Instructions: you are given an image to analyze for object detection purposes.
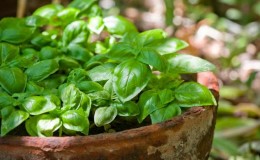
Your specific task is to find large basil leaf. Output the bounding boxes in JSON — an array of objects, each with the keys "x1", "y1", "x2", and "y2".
[
  {"x1": 25, "y1": 59, "x2": 59, "y2": 81},
  {"x1": 0, "y1": 42, "x2": 20, "y2": 66},
  {"x1": 0, "y1": 92, "x2": 16, "y2": 109},
  {"x1": 137, "y1": 48, "x2": 168, "y2": 72},
  {"x1": 39, "y1": 46, "x2": 61, "y2": 60},
  {"x1": 138, "y1": 29, "x2": 166, "y2": 46},
  {"x1": 62, "y1": 20, "x2": 89, "y2": 47},
  {"x1": 1, "y1": 106, "x2": 29, "y2": 136},
  {"x1": 22, "y1": 95, "x2": 58, "y2": 115},
  {"x1": 0, "y1": 18, "x2": 35, "y2": 44},
  {"x1": 158, "y1": 89, "x2": 175, "y2": 104},
  {"x1": 150, "y1": 103, "x2": 181, "y2": 124},
  {"x1": 25, "y1": 114, "x2": 62, "y2": 137},
  {"x1": 59, "y1": 84, "x2": 81, "y2": 109},
  {"x1": 106, "y1": 42, "x2": 135, "y2": 62},
  {"x1": 137, "y1": 90, "x2": 164, "y2": 123},
  {"x1": 174, "y1": 82, "x2": 217, "y2": 107},
  {"x1": 67, "y1": 68, "x2": 88, "y2": 83},
  {"x1": 57, "y1": 8, "x2": 80, "y2": 26},
  {"x1": 94, "y1": 106, "x2": 117, "y2": 127},
  {"x1": 77, "y1": 81, "x2": 103, "y2": 93},
  {"x1": 67, "y1": 44, "x2": 92, "y2": 62},
  {"x1": 104, "y1": 16, "x2": 137, "y2": 36},
  {"x1": 87, "y1": 63, "x2": 116, "y2": 81},
  {"x1": 112, "y1": 101, "x2": 140, "y2": 117},
  {"x1": 166, "y1": 53, "x2": 216, "y2": 73},
  {"x1": 153, "y1": 38, "x2": 189, "y2": 55},
  {"x1": 0, "y1": 67, "x2": 27, "y2": 94},
  {"x1": 61, "y1": 109, "x2": 89, "y2": 135},
  {"x1": 68, "y1": 0, "x2": 97, "y2": 13},
  {"x1": 25, "y1": 15, "x2": 48, "y2": 27},
  {"x1": 112, "y1": 59, "x2": 151, "y2": 102}
]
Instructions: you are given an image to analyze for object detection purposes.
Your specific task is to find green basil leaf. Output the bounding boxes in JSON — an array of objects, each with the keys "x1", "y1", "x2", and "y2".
[
  {"x1": 25, "y1": 15, "x2": 48, "y2": 27},
  {"x1": 25, "y1": 116, "x2": 38, "y2": 136},
  {"x1": 112, "y1": 59, "x2": 151, "y2": 102},
  {"x1": 158, "y1": 89, "x2": 175, "y2": 104},
  {"x1": 31, "y1": 34, "x2": 52, "y2": 47},
  {"x1": 106, "y1": 42, "x2": 135, "y2": 62},
  {"x1": 166, "y1": 53, "x2": 216, "y2": 73},
  {"x1": 0, "y1": 67, "x2": 27, "y2": 94},
  {"x1": 67, "y1": 68, "x2": 88, "y2": 84},
  {"x1": 88, "y1": 90, "x2": 110, "y2": 107},
  {"x1": 25, "y1": 81, "x2": 44, "y2": 94},
  {"x1": 0, "y1": 42, "x2": 20, "y2": 65},
  {"x1": 94, "y1": 106, "x2": 117, "y2": 127},
  {"x1": 87, "y1": 16, "x2": 104, "y2": 34},
  {"x1": 37, "y1": 74, "x2": 66, "y2": 89},
  {"x1": 137, "y1": 48, "x2": 168, "y2": 72},
  {"x1": 1, "y1": 106, "x2": 29, "y2": 136},
  {"x1": 113, "y1": 101, "x2": 140, "y2": 117},
  {"x1": 87, "y1": 63, "x2": 116, "y2": 81},
  {"x1": 39, "y1": 46, "x2": 61, "y2": 60},
  {"x1": 0, "y1": 92, "x2": 16, "y2": 109},
  {"x1": 68, "y1": 0, "x2": 96, "y2": 12},
  {"x1": 0, "y1": 18, "x2": 35, "y2": 44},
  {"x1": 77, "y1": 81, "x2": 103, "y2": 93},
  {"x1": 150, "y1": 103, "x2": 181, "y2": 124},
  {"x1": 59, "y1": 84, "x2": 81, "y2": 109},
  {"x1": 79, "y1": 93, "x2": 92, "y2": 116},
  {"x1": 36, "y1": 114, "x2": 62, "y2": 137},
  {"x1": 25, "y1": 59, "x2": 59, "y2": 81},
  {"x1": 61, "y1": 109, "x2": 89, "y2": 135},
  {"x1": 22, "y1": 95, "x2": 57, "y2": 115},
  {"x1": 57, "y1": 8, "x2": 80, "y2": 26},
  {"x1": 138, "y1": 29, "x2": 166, "y2": 46},
  {"x1": 58, "y1": 56, "x2": 81, "y2": 70},
  {"x1": 67, "y1": 44, "x2": 92, "y2": 62},
  {"x1": 137, "y1": 90, "x2": 164, "y2": 123},
  {"x1": 62, "y1": 20, "x2": 89, "y2": 47},
  {"x1": 153, "y1": 38, "x2": 189, "y2": 55},
  {"x1": 33, "y1": 4, "x2": 63, "y2": 25},
  {"x1": 104, "y1": 16, "x2": 137, "y2": 36},
  {"x1": 84, "y1": 4, "x2": 102, "y2": 17},
  {"x1": 175, "y1": 82, "x2": 217, "y2": 107}
]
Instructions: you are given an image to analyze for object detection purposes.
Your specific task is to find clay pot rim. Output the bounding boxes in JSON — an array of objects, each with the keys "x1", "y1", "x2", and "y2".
[{"x1": 0, "y1": 71, "x2": 219, "y2": 144}]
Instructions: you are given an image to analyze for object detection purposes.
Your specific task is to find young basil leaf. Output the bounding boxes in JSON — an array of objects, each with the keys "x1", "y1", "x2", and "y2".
[
  {"x1": 88, "y1": 90, "x2": 110, "y2": 107},
  {"x1": 138, "y1": 29, "x2": 166, "y2": 46},
  {"x1": 137, "y1": 48, "x2": 168, "y2": 72},
  {"x1": 150, "y1": 103, "x2": 181, "y2": 124},
  {"x1": 36, "y1": 114, "x2": 62, "y2": 137},
  {"x1": 67, "y1": 68, "x2": 89, "y2": 84},
  {"x1": 77, "y1": 81, "x2": 103, "y2": 93},
  {"x1": 87, "y1": 16, "x2": 104, "y2": 34},
  {"x1": 57, "y1": 8, "x2": 80, "y2": 26},
  {"x1": 25, "y1": 15, "x2": 48, "y2": 27},
  {"x1": 166, "y1": 53, "x2": 216, "y2": 73},
  {"x1": 22, "y1": 95, "x2": 57, "y2": 115},
  {"x1": 0, "y1": 92, "x2": 16, "y2": 109},
  {"x1": 79, "y1": 93, "x2": 92, "y2": 117},
  {"x1": 112, "y1": 101, "x2": 140, "y2": 117},
  {"x1": 39, "y1": 46, "x2": 61, "y2": 60},
  {"x1": 112, "y1": 59, "x2": 152, "y2": 102},
  {"x1": 0, "y1": 67, "x2": 27, "y2": 94},
  {"x1": 104, "y1": 16, "x2": 137, "y2": 36},
  {"x1": 106, "y1": 42, "x2": 135, "y2": 62},
  {"x1": 25, "y1": 116, "x2": 38, "y2": 136},
  {"x1": 25, "y1": 59, "x2": 59, "y2": 81},
  {"x1": 94, "y1": 106, "x2": 117, "y2": 127},
  {"x1": 62, "y1": 20, "x2": 89, "y2": 47},
  {"x1": 1, "y1": 106, "x2": 29, "y2": 136},
  {"x1": 0, "y1": 18, "x2": 35, "y2": 44},
  {"x1": 0, "y1": 42, "x2": 20, "y2": 66},
  {"x1": 59, "y1": 84, "x2": 81, "y2": 109},
  {"x1": 137, "y1": 90, "x2": 164, "y2": 123},
  {"x1": 174, "y1": 82, "x2": 217, "y2": 107},
  {"x1": 87, "y1": 63, "x2": 116, "y2": 81},
  {"x1": 153, "y1": 38, "x2": 189, "y2": 55},
  {"x1": 67, "y1": 44, "x2": 92, "y2": 62},
  {"x1": 61, "y1": 109, "x2": 89, "y2": 135}
]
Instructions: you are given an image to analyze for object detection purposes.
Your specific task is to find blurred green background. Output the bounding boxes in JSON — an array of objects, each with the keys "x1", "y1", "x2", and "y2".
[{"x1": 1, "y1": 0, "x2": 260, "y2": 159}]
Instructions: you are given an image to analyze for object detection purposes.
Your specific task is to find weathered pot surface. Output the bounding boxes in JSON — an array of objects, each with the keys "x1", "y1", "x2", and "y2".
[{"x1": 0, "y1": 72, "x2": 219, "y2": 160}]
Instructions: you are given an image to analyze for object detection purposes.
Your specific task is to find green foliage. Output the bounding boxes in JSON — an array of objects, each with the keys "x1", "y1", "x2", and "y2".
[{"x1": 0, "y1": 0, "x2": 216, "y2": 137}]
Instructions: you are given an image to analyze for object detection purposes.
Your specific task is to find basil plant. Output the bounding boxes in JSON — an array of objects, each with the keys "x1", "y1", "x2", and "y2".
[{"x1": 0, "y1": 0, "x2": 216, "y2": 137}]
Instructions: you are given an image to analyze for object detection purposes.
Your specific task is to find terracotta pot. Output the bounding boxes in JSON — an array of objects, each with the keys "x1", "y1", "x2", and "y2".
[{"x1": 0, "y1": 72, "x2": 219, "y2": 160}]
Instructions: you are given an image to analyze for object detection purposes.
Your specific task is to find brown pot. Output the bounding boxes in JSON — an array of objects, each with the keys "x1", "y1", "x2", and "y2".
[{"x1": 0, "y1": 72, "x2": 219, "y2": 160}]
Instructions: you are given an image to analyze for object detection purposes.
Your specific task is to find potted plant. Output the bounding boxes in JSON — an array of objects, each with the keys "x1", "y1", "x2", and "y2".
[{"x1": 0, "y1": 0, "x2": 219, "y2": 159}]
